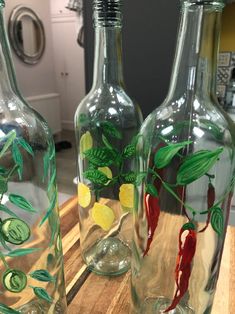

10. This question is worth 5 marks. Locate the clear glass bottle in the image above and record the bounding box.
[0,1,67,313]
[74,0,143,276]
[131,0,235,313]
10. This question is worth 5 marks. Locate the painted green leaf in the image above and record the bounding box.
[84,169,109,185]
[39,193,57,227]
[154,141,192,169]
[9,194,36,213]
[177,148,223,185]
[0,303,20,314]
[47,169,56,193]
[49,145,56,161]
[182,222,196,231]
[135,172,147,186]
[0,175,8,194]
[12,142,23,180]
[122,172,136,183]
[30,269,55,283]
[123,144,136,159]
[32,287,53,303]
[6,248,40,257]
[84,147,116,167]
[0,204,19,218]
[17,138,34,156]
[79,113,89,124]
[99,121,122,139]
[146,184,158,197]
[0,130,16,159]
[0,166,7,175]
[43,152,50,181]
[200,119,223,141]
[102,135,113,150]
[211,207,224,236]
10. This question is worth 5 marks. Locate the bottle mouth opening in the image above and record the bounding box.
[182,0,225,6]
[93,0,122,27]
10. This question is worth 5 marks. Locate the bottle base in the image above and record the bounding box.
[83,237,131,276]
[17,299,67,314]
[139,297,195,314]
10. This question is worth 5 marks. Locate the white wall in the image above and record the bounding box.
[4,0,57,97]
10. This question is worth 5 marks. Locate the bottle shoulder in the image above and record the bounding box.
[0,95,54,145]
[75,85,143,128]
[140,94,235,148]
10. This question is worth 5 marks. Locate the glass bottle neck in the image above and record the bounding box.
[92,26,124,89]
[167,1,223,100]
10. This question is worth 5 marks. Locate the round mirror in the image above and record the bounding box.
[8,6,45,65]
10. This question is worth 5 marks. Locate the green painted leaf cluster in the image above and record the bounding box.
[84,169,109,185]
[154,141,192,169]
[0,130,16,159]
[123,144,136,159]
[79,113,89,124]
[211,207,224,236]
[146,184,158,197]
[177,148,223,185]
[30,270,55,283]
[1,218,30,245]
[135,172,147,186]
[122,171,136,183]
[99,121,122,139]
[32,287,53,303]
[9,194,36,213]
[84,147,116,167]
[0,303,20,314]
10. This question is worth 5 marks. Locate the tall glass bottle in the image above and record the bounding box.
[131,0,235,313]
[74,0,143,276]
[0,1,67,313]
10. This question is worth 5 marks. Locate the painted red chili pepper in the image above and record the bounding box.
[164,224,197,313]
[199,183,215,233]
[143,193,160,257]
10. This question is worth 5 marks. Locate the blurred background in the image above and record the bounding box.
[4,0,235,224]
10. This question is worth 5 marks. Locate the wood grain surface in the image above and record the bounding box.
[61,197,235,314]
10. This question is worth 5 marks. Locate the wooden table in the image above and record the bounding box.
[61,197,235,314]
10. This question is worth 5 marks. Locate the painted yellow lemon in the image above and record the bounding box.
[78,183,91,208]
[80,131,93,155]
[119,184,135,210]
[98,167,113,184]
[92,202,115,231]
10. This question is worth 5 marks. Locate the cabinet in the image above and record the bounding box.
[50,0,85,130]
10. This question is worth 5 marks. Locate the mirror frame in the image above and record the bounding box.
[8,5,46,65]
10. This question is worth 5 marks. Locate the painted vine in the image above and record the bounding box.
[139,138,234,312]
[78,114,139,231]
[0,130,59,313]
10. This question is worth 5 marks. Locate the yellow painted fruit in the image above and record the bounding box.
[80,131,93,155]
[98,167,113,184]
[119,184,134,210]
[78,183,91,208]
[92,202,115,231]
